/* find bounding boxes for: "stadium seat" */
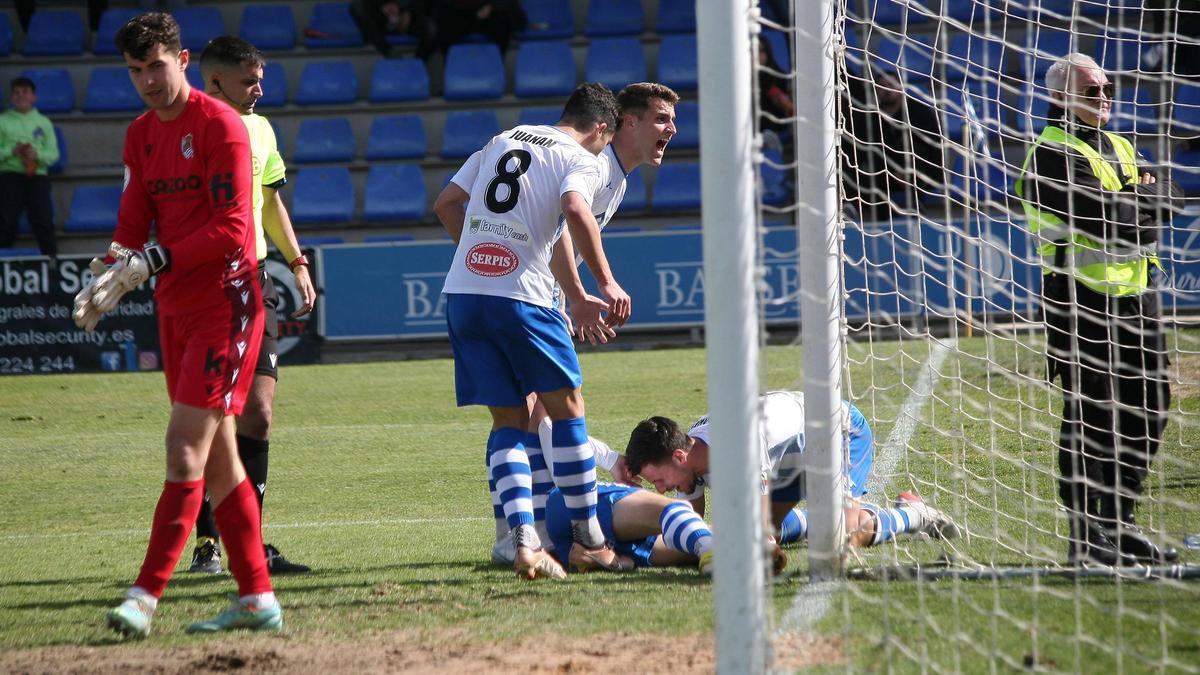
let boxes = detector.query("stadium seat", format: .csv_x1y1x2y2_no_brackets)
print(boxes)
655,0,696,33
298,235,345,246
515,41,575,98
603,225,640,233
621,168,647,211
658,35,698,92
0,14,11,57
870,35,935,85
20,69,74,114
0,247,42,258
370,58,430,103
294,117,356,164
670,101,698,149
258,62,288,108
65,186,122,233
652,163,701,210
948,154,1011,205
94,8,140,55
844,23,865,75
943,80,1004,142
186,65,205,91
1097,32,1169,74
364,164,427,222
364,234,416,242
295,61,359,105
239,5,297,50
83,67,144,113
945,34,1009,84
1022,29,1072,80
1016,90,1053,136
853,0,930,25
366,115,427,160
291,167,355,225
304,2,365,48
762,29,790,73
517,0,575,40
444,43,505,100
172,7,224,52
760,148,790,207
519,107,561,127
1109,85,1158,136
585,38,647,92
1172,83,1200,138
1173,148,1200,197
441,110,500,158
49,127,66,175
585,0,644,36
23,10,85,56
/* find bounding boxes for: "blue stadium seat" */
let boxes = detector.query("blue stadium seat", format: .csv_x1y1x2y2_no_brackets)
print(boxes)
172,7,224,52
1109,85,1157,135
186,65,205,91
0,14,11,57
65,186,122,233
664,223,700,231
364,164,426,221
852,0,930,25
1174,149,1200,196
239,5,297,50
621,168,647,210
444,43,505,100
585,38,647,91
294,117,356,164
870,35,935,85
943,80,1004,142
440,110,500,158
291,167,355,224
518,107,561,127
364,234,416,242
366,114,427,160
585,0,644,36
1016,91,1052,136
844,24,865,75
271,118,286,158
1173,83,1200,136
370,58,430,103
296,61,359,105
298,235,346,246
760,148,789,207
652,163,701,210
305,2,364,48
515,41,575,98
94,8,140,55
945,34,1009,84
655,0,696,33
517,0,575,40
258,62,287,108
21,69,74,114
603,225,640,233
658,34,697,92
948,154,1010,205
0,247,43,258
84,67,143,113
670,101,699,150
762,29,790,73
1097,33,1165,74
1021,29,1072,80
49,126,66,175
24,10,85,56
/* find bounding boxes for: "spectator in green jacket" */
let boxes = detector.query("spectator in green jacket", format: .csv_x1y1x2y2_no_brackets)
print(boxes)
0,77,60,257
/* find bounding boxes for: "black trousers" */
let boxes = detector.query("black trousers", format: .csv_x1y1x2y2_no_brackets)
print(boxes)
1043,273,1171,523
0,172,57,256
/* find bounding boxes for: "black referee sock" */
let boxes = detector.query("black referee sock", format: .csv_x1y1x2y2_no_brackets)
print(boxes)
194,491,220,542
236,434,270,516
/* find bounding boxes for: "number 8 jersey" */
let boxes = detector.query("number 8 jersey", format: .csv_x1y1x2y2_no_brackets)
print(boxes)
442,125,604,309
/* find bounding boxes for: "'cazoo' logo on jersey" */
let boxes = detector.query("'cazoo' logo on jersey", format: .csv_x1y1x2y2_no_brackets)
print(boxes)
465,242,518,277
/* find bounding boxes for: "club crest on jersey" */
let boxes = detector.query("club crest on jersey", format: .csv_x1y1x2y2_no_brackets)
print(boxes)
181,133,194,160
465,242,518,277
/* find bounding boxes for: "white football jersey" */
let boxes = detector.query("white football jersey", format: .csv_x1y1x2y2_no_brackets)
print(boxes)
591,144,629,231
443,125,603,308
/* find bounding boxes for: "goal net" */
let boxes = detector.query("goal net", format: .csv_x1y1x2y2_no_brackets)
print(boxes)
745,0,1200,670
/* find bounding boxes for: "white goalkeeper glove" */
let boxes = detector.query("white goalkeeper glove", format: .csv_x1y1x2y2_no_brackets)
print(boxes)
72,257,111,332
90,242,171,313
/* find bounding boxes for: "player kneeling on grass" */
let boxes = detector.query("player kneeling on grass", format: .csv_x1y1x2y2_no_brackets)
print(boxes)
624,391,960,567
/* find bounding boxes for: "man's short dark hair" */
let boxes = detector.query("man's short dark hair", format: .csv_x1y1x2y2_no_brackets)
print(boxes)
10,77,35,94
114,12,182,61
557,82,619,134
199,36,266,80
616,82,679,126
624,416,688,476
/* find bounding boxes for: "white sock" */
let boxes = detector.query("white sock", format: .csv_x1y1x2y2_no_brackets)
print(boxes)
127,586,158,611
240,592,278,609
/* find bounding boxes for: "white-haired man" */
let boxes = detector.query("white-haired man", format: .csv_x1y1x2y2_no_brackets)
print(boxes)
1014,53,1184,566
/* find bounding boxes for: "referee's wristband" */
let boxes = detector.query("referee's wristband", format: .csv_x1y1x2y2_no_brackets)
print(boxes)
289,254,310,272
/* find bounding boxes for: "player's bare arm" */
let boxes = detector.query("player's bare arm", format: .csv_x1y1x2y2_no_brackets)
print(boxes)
560,191,631,326
549,228,615,345
434,182,470,244
263,187,316,317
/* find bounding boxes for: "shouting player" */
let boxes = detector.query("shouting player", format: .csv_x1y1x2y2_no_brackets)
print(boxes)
185,35,317,576
434,83,631,579
73,13,281,637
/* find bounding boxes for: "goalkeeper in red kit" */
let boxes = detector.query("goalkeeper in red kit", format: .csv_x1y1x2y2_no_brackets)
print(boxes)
72,13,281,638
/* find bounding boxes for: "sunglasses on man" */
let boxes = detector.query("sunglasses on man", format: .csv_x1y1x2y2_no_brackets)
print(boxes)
1077,82,1115,100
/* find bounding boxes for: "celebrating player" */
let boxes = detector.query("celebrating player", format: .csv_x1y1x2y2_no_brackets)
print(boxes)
624,391,961,558
434,83,631,579
185,35,317,576
73,13,281,637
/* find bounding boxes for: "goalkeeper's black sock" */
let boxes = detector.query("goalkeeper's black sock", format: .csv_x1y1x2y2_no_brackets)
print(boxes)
236,434,270,516
194,491,220,542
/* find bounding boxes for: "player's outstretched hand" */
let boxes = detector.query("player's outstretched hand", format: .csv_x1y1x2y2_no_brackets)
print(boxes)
72,257,110,332
290,266,317,318
570,293,617,345
599,280,631,327
91,243,170,313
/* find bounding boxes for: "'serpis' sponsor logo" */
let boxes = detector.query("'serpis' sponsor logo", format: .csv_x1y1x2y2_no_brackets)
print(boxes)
465,242,519,277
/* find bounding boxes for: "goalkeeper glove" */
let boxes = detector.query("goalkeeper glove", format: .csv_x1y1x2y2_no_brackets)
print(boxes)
90,242,171,313
72,257,111,332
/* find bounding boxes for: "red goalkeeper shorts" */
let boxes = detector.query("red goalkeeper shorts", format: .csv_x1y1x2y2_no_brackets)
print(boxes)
159,277,264,415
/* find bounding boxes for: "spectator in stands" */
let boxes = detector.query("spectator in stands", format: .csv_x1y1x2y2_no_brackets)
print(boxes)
0,77,59,257
840,69,944,221
757,39,794,159
433,0,526,57
350,0,436,59
1014,53,1184,567
16,0,111,32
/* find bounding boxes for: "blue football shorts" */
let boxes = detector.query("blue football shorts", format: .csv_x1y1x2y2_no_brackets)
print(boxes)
770,402,875,504
546,483,657,568
446,293,583,407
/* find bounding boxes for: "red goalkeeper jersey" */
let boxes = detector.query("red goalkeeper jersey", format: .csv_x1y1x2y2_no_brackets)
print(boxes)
112,87,256,315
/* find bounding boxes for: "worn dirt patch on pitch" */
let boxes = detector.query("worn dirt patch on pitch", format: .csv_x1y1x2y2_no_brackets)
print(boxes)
1172,353,1200,399
0,629,843,674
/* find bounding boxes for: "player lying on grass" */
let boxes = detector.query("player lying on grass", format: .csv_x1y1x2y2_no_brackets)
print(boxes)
624,391,961,557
